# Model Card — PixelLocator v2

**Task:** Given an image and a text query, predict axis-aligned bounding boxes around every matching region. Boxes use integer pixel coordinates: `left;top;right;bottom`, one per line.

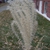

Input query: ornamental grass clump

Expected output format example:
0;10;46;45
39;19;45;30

8;0;38;50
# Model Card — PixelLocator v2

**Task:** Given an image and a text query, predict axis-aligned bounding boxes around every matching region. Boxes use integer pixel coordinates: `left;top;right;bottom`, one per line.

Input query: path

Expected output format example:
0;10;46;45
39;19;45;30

0;5;8;12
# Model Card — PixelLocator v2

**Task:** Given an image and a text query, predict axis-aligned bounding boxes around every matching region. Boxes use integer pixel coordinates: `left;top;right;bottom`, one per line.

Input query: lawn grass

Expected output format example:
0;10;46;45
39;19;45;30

37;14;50;36
0;10;23;50
0;11;50;50
32;14;50;50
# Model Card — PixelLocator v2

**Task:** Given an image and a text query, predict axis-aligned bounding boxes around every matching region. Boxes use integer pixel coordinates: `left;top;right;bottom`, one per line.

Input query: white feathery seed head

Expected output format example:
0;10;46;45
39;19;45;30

8;0;38;50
